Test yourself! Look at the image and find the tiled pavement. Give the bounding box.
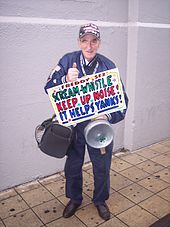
[0,139,169,227]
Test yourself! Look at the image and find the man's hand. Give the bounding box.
[66,62,79,82]
[93,115,108,121]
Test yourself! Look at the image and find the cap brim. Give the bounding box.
[79,33,100,39]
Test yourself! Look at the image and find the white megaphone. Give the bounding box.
[84,119,114,150]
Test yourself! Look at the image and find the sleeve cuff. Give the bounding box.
[106,114,112,121]
[61,76,67,83]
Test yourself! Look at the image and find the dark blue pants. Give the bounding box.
[64,122,113,205]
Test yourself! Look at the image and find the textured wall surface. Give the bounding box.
[0,0,170,190]
[124,0,170,150]
[0,0,128,21]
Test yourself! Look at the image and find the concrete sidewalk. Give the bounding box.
[0,139,169,227]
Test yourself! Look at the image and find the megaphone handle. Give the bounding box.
[100,147,106,155]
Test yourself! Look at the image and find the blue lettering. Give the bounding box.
[69,109,76,118]
[59,111,67,121]
[95,101,100,110]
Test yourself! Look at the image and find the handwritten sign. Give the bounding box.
[47,68,126,126]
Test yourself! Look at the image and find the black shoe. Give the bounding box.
[96,203,110,221]
[63,200,81,218]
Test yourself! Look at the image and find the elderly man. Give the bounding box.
[45,23,128,221]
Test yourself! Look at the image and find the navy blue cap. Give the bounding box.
[79,23,100,39]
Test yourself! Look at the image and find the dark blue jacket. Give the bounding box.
[44,51,128,124]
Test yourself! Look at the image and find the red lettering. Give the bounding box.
[62,101,67,110]
[95,74,101,79]
[74,81,79,85]
[67,99,72,109]
[80,94,91,105]
[93,86,116,101]
[80,96,86,105]
[93,90,105,101]
[85,94,91,103]
[72,98,78,107]
[65,83,71,88]
[56,102,63,112]
[93,91,99,101]
[107,86,115,96]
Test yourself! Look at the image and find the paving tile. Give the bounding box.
[136,147,161,159]
[54,194,69,206]
[138,175,169,193]
[98,216,128,227]
[148,143,170,153]
[83,183,94,198]
[46,216,86,227]
[60,172,65,177]
[114,150,130,158]
[120,166,150,182]
[75,203,105,227]
[57,193,92,208]
[43,179,65,197]
[157,187,170,202]
[15,180,41,194]
[137,160,165,174]
[139,195,170,218]
[119,153,147,165]
[151,152,170,167]
[153,168,170,183]
[111,157,132,172]
[107,192,135,215]
[82,162,92,171]
[32,199,64,224]
[85,168,93,176]
[119,183,153,204]
[1,139,170,227]
[83,171,94,187]
[0,189,17,201]
[20,186,54,207]
[39,173,63,185]
[3,209,43,227]
[0,195,29,219]
[0,220,5,227]
[110,170,133,191]
[117,205,158,227]
[160,138,170,148]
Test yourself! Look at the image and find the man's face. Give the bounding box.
[79,34,100,61]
